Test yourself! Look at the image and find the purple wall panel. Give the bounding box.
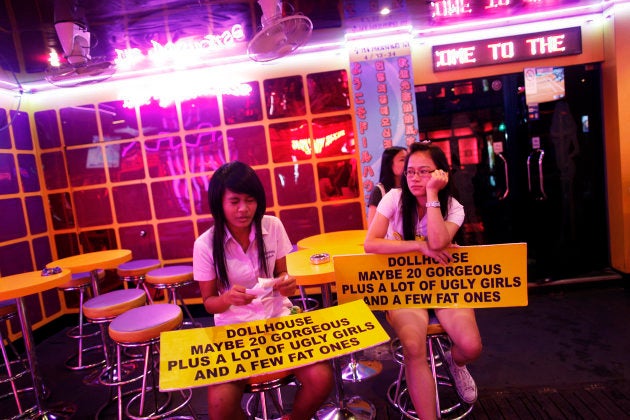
[10,110,33,150]
[41,151,68,190]
[191,176,209,215]
[42,287,62,317]
[54,233,80,259]
[73,188,112,227]
[108,141,144,182]
[24,293,42,325]
[0,241,32,275]
[140,101,179,136]
[157,220,194,260]
[60,105,98,146]
[256,169,274,208]
[226,125,268,166]
[34,109,61,149]
[322,202,364,232]
[113,184,151,223]
[151,180,192,219]
[26,195,47,234]
[119,225,159,260]
[32,236,53,270]
[279,207,320,244]
[146,137,184,178]
[185,131,226,173]
[274,164,315,206]
[17,154,40,192]
[0,153,18,194]
[66,148,106,186]
[0,198,26,241]
[196,218,213,237]
[48,192,74,230]
[0,109,10,148]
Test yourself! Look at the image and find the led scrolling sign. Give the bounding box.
[432,27,582,71]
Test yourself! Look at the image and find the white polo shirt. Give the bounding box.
[376,188,465,240]
[193,215,294,326]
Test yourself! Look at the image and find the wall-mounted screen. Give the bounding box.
[524,67,565,105]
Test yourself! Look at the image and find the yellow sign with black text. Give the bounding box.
[159,299,390,390]
[334,243,528,310]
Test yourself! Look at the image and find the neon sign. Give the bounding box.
[432,27,581,71]
[114,24,246,70]
[120,79,252,108]
[290,129,347,156]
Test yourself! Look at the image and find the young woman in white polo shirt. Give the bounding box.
[193,161,333,420]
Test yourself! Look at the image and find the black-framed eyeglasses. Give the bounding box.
[404,168,435,177]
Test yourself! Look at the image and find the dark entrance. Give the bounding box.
[415,63,612,283]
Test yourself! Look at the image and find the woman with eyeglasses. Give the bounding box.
[364,142,482,419]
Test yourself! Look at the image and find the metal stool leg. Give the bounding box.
[0,327,35,417]
[169,288,201,328]
[65,285,104,371]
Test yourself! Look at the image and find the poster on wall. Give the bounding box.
[347,35,420,214]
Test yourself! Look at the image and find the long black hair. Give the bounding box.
[400,143,454,240]
[379,146,406,191]
[207,161,269,292]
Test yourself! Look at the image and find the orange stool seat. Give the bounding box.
[244,371,297,419]
[145,265,194,287]
[108,304,183,343]
[117,259,162,303]
[145,266,200,328]
[116,259,162,279]
[107,304,195,419]
[83,289,146,321]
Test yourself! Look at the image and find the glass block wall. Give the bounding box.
[0,65,364,335]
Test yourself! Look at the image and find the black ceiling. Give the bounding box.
[0,0,344,81]
[0,0,602,88]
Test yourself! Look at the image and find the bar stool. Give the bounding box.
[0,300,35,418]
[387,322,474,420]
[117,259,162,303]
[289,286,320,312]
[145,266,201,328]
[82,289,147,388]
[57,270,106,371]
[107,303,196,419]
[244,371,297,420]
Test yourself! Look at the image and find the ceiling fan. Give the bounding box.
[247,0,313,62]
[45,0,115,87]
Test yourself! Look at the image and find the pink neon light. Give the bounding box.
[115,24,245,69]
[120,79,252,109]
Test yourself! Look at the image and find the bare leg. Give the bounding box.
[435,308,483,365]
[388,308,437,420]
[292,361,334,420]
[207,381,247,420]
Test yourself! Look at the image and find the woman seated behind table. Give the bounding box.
[193,161,334,420]
[364,142,482,420]
[367,146,407,227]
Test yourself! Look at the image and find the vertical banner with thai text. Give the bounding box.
[348,38,420,213]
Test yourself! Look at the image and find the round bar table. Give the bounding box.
[296,230,381,383]
[47,249,132,296]
[296,229,367,250]
[0,269,76,419]
[287,245,375,420]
